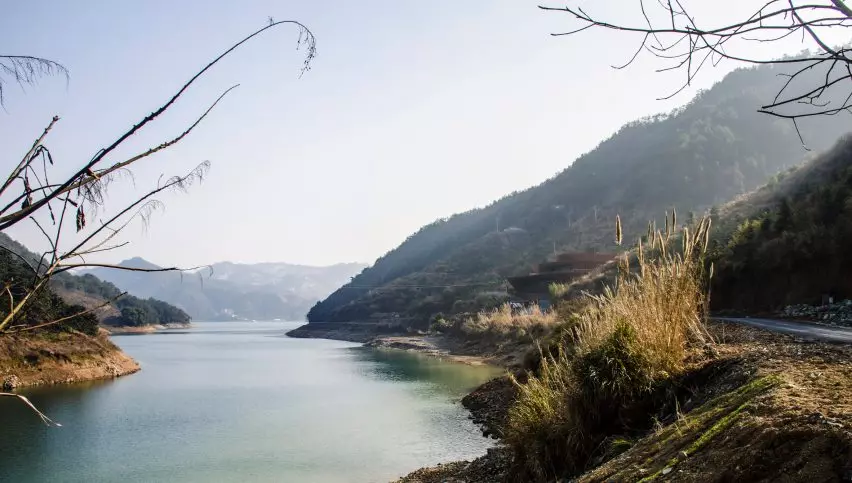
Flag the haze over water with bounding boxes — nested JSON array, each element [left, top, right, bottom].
[[0, 322, 499, 482]]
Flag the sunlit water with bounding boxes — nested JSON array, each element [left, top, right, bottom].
[[0, 322, 500, 482]]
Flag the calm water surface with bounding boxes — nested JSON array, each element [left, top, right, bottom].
[[0, 322, 500, 482]]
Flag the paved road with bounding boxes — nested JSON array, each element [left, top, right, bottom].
[[714, 317, 852, 344]]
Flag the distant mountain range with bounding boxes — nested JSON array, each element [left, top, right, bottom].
[[89, 258, 367, 321]]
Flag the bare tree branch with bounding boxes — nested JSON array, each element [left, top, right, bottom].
[[0, 20, 316, 232], [9, 291, 125, 334], [832, 0, 852, 16], [0, 19, 317, 434], [0, 116, 60, 198], [0, 56, 68, 107], [0, 19, 316, 335], [0, 393, 62, 426], [0, 245, 38, 274], [53, 263, 203, 276], [63, 85, 239, 198], [541, 0, 852, 126]]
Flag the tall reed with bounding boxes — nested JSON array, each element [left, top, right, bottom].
[[505, 213, 713, 480]]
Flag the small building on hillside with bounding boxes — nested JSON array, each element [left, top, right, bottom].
[[507, 252, 614, 310]]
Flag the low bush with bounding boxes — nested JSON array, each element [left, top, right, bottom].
[[429, 313, 452, 333]]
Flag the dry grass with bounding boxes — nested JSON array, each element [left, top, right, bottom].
[[505, 214, 714, 481], [574, 225, 711, 377], [506, 347, 585, 478], [461, 303, 559, 339]]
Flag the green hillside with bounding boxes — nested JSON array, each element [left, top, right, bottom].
[[0, 233, 190, 328], [0, 247, 99, 335], [309, 64, 851, 326], [709, 135, 852, 310]]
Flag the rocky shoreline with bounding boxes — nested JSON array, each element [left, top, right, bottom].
[[0, 329, 140, 389], [286, 321, 411, 343], [393, 369, 518, 482], [288, 322, 529, 366], [103, 322, 192, 335], [287, 323, 519, 482], [366, 336, 494, 366]]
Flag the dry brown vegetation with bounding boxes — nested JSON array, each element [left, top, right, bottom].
[[581, 322, 852, 482], [51, 288, 121, 321], [398, 321, 852, 483], [424, 304, 563, 368], [504, 214, 713, 480], [461, 304, 559, 339], [401, 212, 852, 482]]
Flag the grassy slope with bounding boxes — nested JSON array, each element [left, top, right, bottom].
[[560, 143, 852, 479], [399, 184, 852, 482], [0, 236, 141, 387]]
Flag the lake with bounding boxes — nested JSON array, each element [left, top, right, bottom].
[[0, 322, 500, 482]]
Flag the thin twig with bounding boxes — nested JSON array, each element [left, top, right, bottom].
[[0, 21, 315, 231], [0, 393, 61, 426], [10, 292, 126, 333]]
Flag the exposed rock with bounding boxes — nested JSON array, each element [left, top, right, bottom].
[[780, 300, 852, 327], [286, 322, 411, 343], [0, 331, 139, 388], [2, 374, 19, 391], [395, 447, 511, 483], [462, 376, 518, 439]]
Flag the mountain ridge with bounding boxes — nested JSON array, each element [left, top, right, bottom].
[[90, 257, 367, 321], [308, 63, 852, 326]]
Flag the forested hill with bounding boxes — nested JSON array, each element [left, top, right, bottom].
[[308, 64, 852, 326], [0, 233, 190, 328], [709, 134, 852, 311]]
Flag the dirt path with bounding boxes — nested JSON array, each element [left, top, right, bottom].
[[715, 317, 852, 343]]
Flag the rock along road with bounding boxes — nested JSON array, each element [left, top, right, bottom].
[[715, 317, 852, 344]]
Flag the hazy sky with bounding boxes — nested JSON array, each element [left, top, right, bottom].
[[1, 1, 843, 267]]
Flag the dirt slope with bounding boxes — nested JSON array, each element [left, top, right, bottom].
[[0, 329, 139, 388], [582, 323, 852, 482]]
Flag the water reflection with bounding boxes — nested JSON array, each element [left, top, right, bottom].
[[0, 323, 498, 483], [351, 346, 501, 397]]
